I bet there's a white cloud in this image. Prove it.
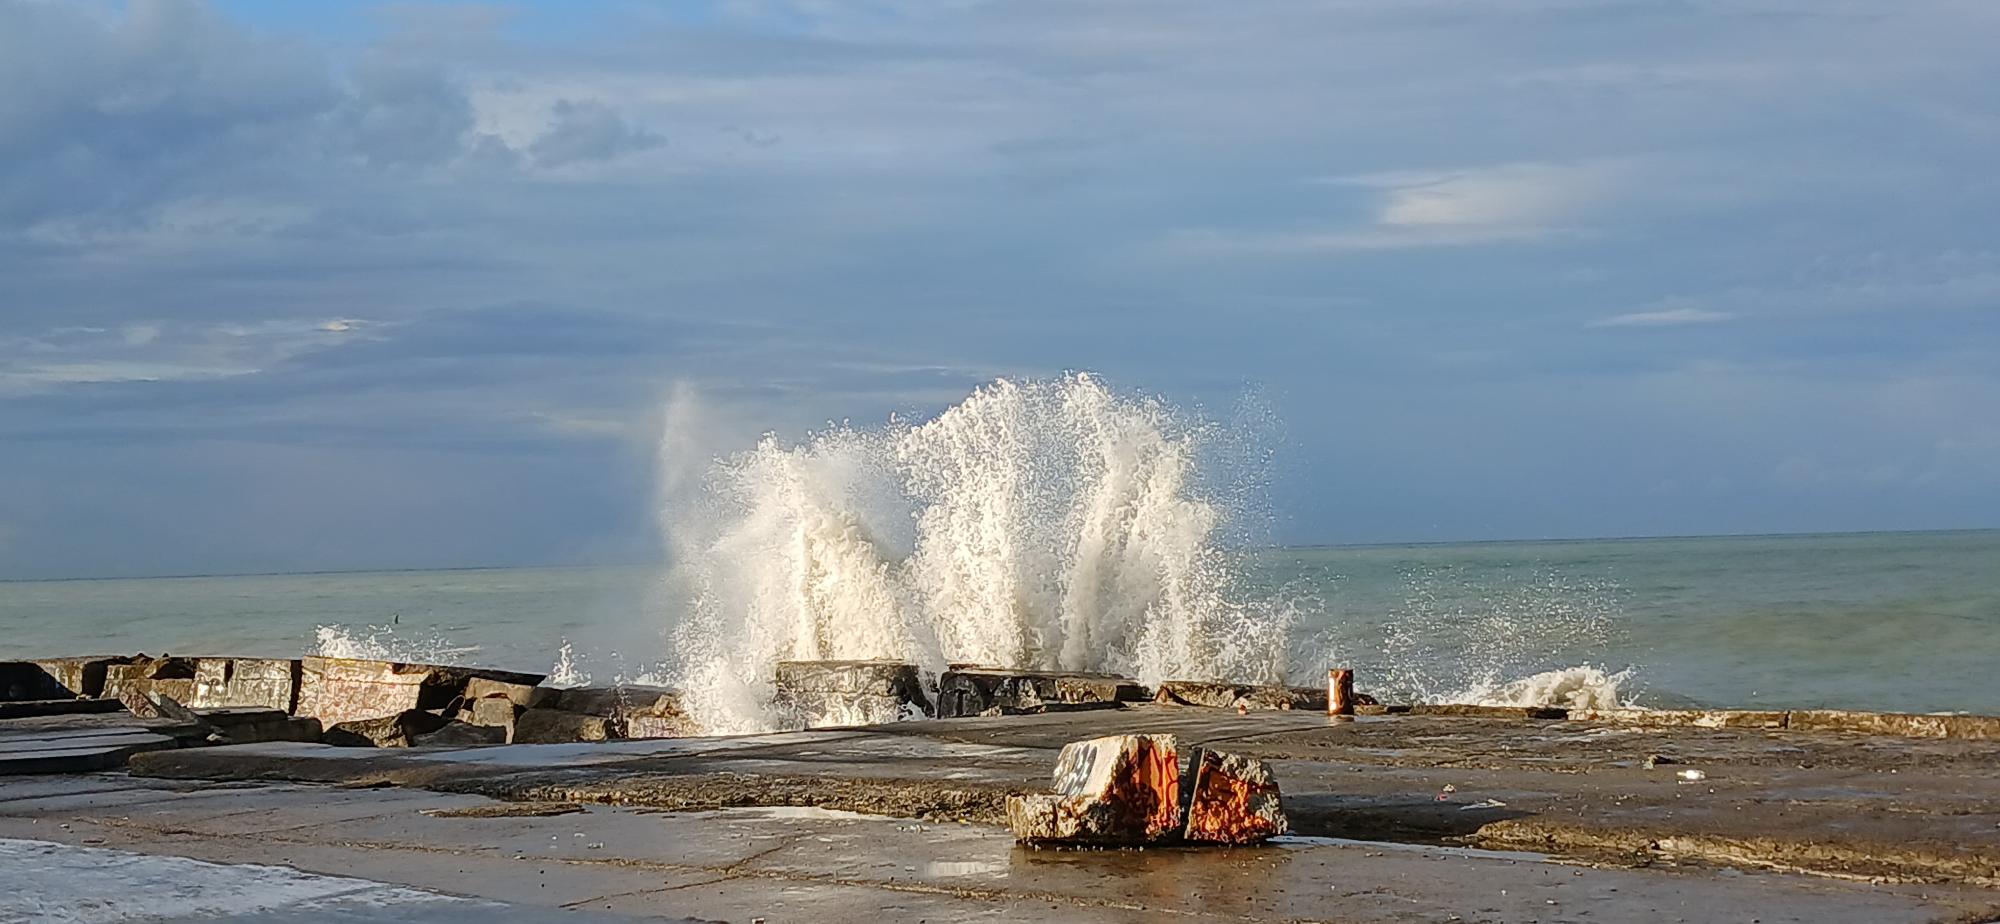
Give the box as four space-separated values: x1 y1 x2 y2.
1330 160 1635 230
1587 307 1735 328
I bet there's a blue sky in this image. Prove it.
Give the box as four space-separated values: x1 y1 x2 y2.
2 0 1996 579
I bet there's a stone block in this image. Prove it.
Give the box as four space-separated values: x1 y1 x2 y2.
512 708 617 744
467 695 522 729
295 657 544 727
411 721 507 747
1181 748 1287 844
27 657 133 699
547 684 682 718
322 709 452 748
1007 734 1181 845
0 662 74 702
936 668 1146 718
102 657 200 706
464 677 549 709
197 707 323 744
622 713 698 739
1155 680 1332 712
774 660 931 728
538 684 694 738
190 658 299 711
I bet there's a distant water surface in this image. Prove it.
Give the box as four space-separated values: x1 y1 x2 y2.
3 529 1994 713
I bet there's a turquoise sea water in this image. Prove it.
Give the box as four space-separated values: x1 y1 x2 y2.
3 530 1995 713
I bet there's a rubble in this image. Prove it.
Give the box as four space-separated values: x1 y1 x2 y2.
27 657 132 699
190 657 298 711
936 667 1147 717
295 656 543 727
513 708 616 744
323 709 453 748
102 656 200 705
1006 733 1182 845
1181 747 1287 843
774 660 932 727
1155 680 1335 712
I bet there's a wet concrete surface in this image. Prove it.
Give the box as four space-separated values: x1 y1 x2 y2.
5 774 1998 923
128 706 2000 884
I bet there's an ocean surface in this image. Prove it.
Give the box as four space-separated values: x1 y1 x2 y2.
4 529 1995 715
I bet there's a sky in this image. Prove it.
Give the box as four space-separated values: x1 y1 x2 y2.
1 0 1996 580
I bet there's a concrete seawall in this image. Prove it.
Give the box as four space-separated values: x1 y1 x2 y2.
8 653 2000 921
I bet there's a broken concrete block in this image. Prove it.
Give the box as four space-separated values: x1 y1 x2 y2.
102 657 200 706
548 684 681 718
511 708 617 744
196 707 322 744
936 668 1147 718
190 658 299 711
1 662 75 702
1155 680 1331 711
463 677 549 709
27 657 133 699
294 657 544 727
538 685 695 739
322 709 452 748
774 660 932 728
1007 734 1182 845
1181 748 1287 844
467 695 522 728
411 721 507 747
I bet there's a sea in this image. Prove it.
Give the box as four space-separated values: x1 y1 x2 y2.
5 529 1996 716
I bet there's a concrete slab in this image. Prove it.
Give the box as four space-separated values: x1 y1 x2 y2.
6 779 1994 923
125 706 2000 886
0 836 687 923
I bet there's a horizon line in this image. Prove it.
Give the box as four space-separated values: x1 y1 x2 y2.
4 525 1994 585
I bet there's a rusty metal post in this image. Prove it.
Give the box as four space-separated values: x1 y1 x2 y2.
1328 668 1355 716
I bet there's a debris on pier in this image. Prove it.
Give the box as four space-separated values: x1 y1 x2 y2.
1007 733 1183 846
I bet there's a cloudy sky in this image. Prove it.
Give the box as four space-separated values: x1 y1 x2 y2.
2 0 1996 579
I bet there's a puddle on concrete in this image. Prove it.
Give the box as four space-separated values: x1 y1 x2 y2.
925 859 1009 877
1269 835 1552 863
713 806 890 822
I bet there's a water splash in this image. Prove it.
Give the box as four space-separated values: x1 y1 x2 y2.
309 624 479 664
546 638 592 688
658 375 1294 733
1457 665 1630 711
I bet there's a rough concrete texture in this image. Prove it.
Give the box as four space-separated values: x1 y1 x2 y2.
125 704 2000 889
937 667 1148 717
3 774 1996 923
23 657 134 699
514 708 618 744
1008 733 1182 845
1577 706 2000 740
773 659 932 727
295 657 544 728
103 656 203 706
191 658 299 711
323 710 452 748
537 684 699 741
1183 748 1287 844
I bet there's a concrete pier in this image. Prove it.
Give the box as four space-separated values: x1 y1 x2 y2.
9 655 2000 921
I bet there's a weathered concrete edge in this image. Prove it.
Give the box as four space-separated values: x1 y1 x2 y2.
1572 707 2000 740
1474 818 2000 887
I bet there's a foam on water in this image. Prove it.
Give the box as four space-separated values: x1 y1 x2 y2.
1456 665 1630 711
656 375 1296 733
